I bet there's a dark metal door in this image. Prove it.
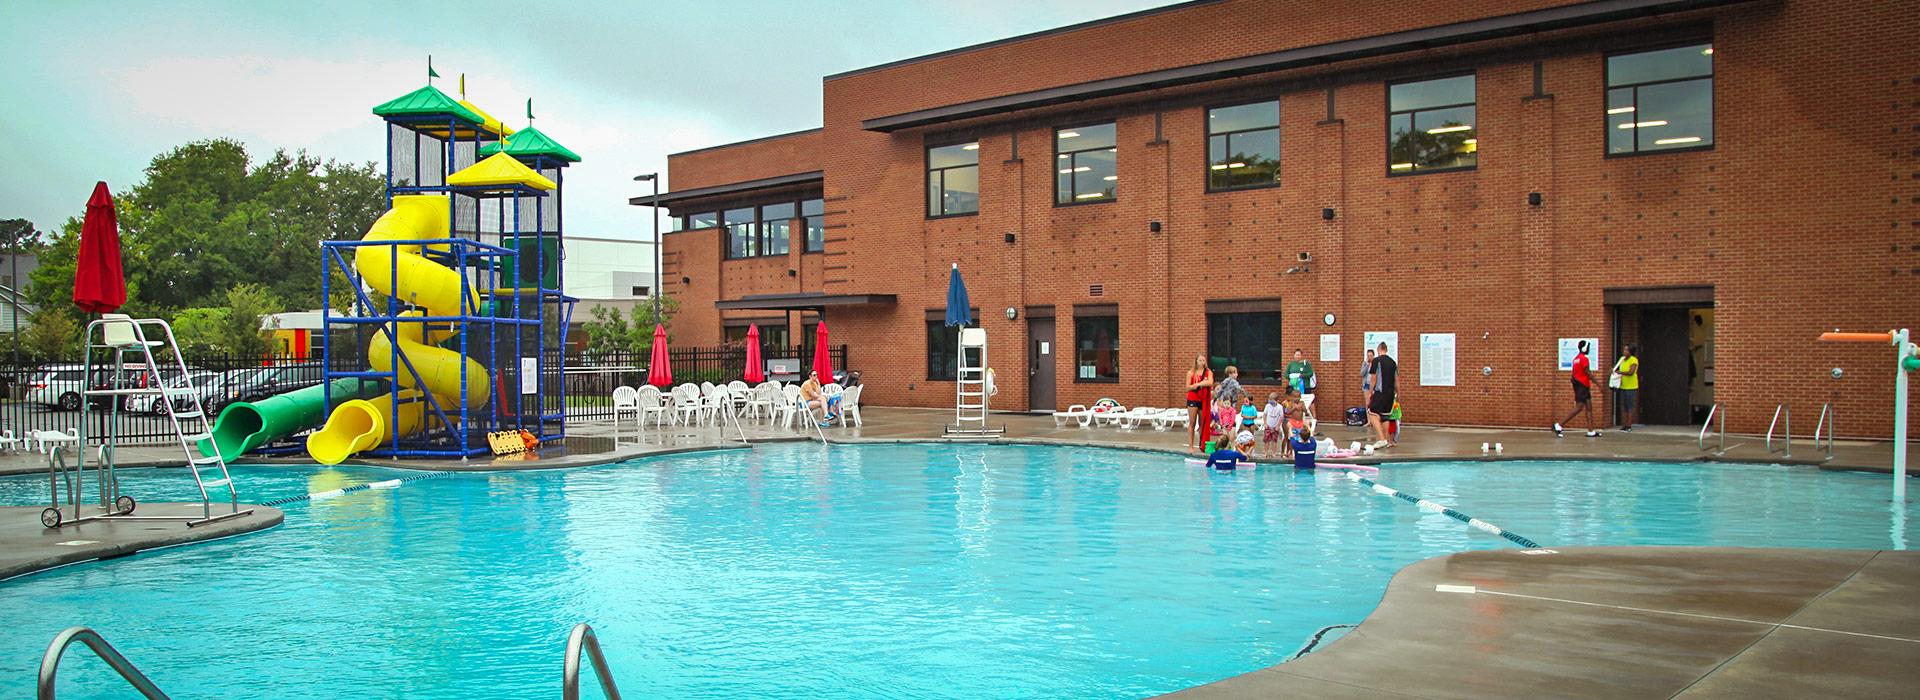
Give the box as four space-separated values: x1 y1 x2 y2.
1637 307 1693 425
1028 318 1055 412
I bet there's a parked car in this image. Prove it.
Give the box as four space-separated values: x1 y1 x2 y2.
24 364 89 411
86 363 162 410
207 363 326 415
205 367 277 416
126 370 222 416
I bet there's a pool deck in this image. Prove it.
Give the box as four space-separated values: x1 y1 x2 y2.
0 502 282 581
1166 546 1920 699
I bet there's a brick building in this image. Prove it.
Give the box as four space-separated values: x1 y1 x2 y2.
633 0 1920 436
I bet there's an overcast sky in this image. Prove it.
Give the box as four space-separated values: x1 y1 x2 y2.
0 0 1173 242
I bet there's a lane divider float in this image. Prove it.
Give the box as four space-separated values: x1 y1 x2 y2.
257 471 455 507
1342 472 1542 549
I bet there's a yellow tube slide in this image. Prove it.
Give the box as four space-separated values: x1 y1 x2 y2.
308 194 492 464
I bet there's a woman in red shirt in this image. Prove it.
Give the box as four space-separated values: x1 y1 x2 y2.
1184 354 1214 453
1554 341 1601 438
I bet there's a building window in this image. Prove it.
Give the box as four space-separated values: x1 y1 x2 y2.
1388 74 1477 174
761 202 794 256
1073 312 1119 382
802 198 824 252
1207 101 1280 191
1055 123 1117 204
630 286 649 297
687 211 718 230
1607 43 1713 155
1206 307 1282 383
925 310 978 381
722 207 755 259
927 142 980 217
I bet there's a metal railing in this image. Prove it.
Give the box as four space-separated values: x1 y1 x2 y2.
38 627 170 700
1813 403 1836 461
563 623 623 700
1698 403 1726 455
1767 404 1791 459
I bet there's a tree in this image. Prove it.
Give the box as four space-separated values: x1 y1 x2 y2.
580 297 679 356
219 284 283 359
170 307 230 357
20 307 78 360
0 218 44 252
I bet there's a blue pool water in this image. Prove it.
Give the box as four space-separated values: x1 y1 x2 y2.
1 445 1914 698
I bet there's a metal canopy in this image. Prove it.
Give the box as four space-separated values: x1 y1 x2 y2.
714 293 896 311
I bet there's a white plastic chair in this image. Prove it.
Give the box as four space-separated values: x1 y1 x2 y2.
636 385 669 427
727 380 751 414
1117 407 1159 430
699 387 731 425
834 384 864 427
1053 404 1092 428
672 384 703 425
744 383 779 421
699 381 716 397
772 384 804 429
0 429 18 453
611 386 640 425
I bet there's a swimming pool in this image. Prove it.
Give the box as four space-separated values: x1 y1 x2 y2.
2 444 1913 698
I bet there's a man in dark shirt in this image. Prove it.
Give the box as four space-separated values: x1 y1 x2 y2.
1367 342 1398 448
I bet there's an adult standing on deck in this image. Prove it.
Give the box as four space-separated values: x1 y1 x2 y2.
1286 348 1316 418
1367 342 1398 448
1612 345 1640 432
1184 354 1214 453
1554 340 1601 438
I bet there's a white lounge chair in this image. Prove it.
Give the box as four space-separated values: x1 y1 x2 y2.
0 429 18 453
612 386 640 425
1090 399 1127 428
1150 408 1190 431
1117 406 1160 430
1053 404 1092 428
636 385 669 427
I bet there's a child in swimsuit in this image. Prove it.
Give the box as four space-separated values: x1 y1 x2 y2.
1262 393 1284 458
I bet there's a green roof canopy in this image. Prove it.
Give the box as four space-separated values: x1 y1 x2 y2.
478 126 582 163
372 85 485 124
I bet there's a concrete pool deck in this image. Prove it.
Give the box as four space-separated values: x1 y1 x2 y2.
1167 547 1920 699
0 502 282 581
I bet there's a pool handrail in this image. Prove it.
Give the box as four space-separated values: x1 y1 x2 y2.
1766 403 1790 458
38 626 171 700
1812 402 1836 461
1698 403 1726 455
563 623 623 700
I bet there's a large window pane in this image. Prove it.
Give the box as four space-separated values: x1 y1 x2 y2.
1225 129 1280 188
688 211 718 229
802 199 824 252
1074 149 1116 201
1388 76 1476 174
1207 101 1281 191
723 207 754 259
1058 123 1116 150
1206 311 1282 382
926 316 976 381
1608 44 1713 86
1074 315 1119 381
1207 102 1278 133
927 142 980 217
1606 44 1713 155
941 166 979 215
762 202 794 256
1057 123 1118 204
928 143 977 169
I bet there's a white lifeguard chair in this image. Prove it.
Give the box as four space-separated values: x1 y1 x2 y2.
945 327 1005 439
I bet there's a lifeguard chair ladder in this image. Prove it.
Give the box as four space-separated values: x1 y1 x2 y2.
945 327 1004 439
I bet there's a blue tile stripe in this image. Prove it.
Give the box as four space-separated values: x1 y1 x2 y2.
1343 473 1542 549
256 471 455 507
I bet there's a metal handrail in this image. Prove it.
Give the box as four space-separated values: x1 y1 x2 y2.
38 627 170 700
1813 403 1836 461
1698 404 1726 455
563 623 623 700
1766 404 1791 458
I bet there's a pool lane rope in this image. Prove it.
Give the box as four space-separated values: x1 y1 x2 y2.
1342 472 1542 549
257 471 456 508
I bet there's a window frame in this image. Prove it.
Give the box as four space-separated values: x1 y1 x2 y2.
1204 306 1284 385
720 206 757 260
1203 100 1283 193
759 201 796 257
1602 41 1715 159
1052 121 1119 207
801 198 825 253
925 139 981 219
924 310 979 382
1385 72 1479 177
1071 310 1120 384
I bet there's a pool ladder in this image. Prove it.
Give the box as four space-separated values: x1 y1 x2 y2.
1766 403 1838 462
1698 404 1727 455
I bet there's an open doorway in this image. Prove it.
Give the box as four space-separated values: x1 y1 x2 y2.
1608 286 1714 427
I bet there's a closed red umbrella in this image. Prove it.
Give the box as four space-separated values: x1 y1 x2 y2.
811 322 834 381
645 324 673 388
73 181 127 313
742 324 765 383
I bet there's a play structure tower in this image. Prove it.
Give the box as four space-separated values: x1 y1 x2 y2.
309 80 577 462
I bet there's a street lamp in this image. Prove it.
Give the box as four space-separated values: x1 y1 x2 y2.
633 173 659 318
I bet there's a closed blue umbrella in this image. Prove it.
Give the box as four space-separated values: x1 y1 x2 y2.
945 263 972 327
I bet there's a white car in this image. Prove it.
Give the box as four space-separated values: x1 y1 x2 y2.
24 364 89 411
125 370 220 415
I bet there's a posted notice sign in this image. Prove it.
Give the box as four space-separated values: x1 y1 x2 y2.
1558 338 1600 371
1420 333 1456 387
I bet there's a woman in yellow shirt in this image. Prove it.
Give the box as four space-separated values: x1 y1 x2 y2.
1613 345 1640 432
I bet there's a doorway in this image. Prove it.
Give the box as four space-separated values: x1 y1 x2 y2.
1028 316 1055 412
1608 286 1714 426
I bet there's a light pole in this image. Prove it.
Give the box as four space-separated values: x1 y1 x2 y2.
633 173 660 319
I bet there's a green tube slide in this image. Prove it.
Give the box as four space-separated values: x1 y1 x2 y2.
198 378 385 459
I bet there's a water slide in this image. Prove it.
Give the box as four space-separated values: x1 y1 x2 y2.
307 194 491 465
197 379 384 460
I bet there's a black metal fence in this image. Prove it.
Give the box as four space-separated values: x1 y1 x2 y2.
566 345 848 421
0 345 850 446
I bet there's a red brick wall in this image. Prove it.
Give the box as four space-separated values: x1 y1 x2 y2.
667 0 1920 437
667 130 823 191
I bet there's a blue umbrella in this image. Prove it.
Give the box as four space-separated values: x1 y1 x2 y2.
945 263 972 327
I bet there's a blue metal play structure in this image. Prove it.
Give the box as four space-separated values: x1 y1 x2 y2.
313 81 579 460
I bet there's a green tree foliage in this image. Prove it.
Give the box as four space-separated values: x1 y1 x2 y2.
580 297 679 356
219 283 283 359
0 218 45 252
19 307 78 360
26 139 384 318
170 307 230 357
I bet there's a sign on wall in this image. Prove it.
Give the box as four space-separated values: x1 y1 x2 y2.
1363 331 1399 359
1319 334 1340 362
1420 333 1456 387
521 357 539 394
1558 338 1601 371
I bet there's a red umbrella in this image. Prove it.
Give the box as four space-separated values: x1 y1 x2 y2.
742 324 766 383
73 181 127 313
644 324 673 388
811 322 834 381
